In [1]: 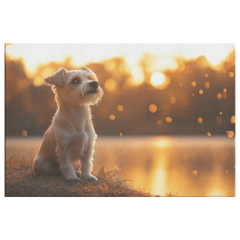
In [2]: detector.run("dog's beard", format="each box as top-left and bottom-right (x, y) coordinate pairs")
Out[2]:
(89, 87), (104, 105)
(72, 83), (103, 106)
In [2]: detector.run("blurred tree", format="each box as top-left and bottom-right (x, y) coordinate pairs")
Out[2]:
(5, 56), (32, 105)
(5, 50), (235, 136)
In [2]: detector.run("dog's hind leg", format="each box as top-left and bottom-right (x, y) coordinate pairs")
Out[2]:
(33, 157), (61, 176)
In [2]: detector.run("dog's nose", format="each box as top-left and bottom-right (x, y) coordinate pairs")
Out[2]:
(89, 81), (99, 88)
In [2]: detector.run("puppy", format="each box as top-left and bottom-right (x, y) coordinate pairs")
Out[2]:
(33, 66), (103, 181)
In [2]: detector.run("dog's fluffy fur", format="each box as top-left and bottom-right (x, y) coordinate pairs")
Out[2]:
(33, 67), (103, 181)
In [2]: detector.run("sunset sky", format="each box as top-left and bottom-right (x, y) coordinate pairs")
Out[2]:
(6, 43), (235, 74)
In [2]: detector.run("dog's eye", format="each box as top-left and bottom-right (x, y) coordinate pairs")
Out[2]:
(71, 79), (81, 84)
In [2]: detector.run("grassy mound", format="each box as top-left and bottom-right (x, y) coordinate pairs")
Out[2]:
(5, 157), (152, 197)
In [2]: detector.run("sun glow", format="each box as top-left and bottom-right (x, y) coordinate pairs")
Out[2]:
(130, 67), (145, 86)
(151, 72), (165, 86)
(6, 44), (235, 75)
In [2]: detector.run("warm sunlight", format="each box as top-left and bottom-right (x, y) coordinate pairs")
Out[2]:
(152, 139), (172, 148)
(150, 138), (174, 196)
(152, 167), (166, 196)
(5, 43), (235, 198)
(6, 43), (235, 75)
(130, 67), (144, 86)
(33, 76), (43, 87)
(208, 189), (224, 197)
(151, 72), (165, 86)
(150, 72), (169, 89)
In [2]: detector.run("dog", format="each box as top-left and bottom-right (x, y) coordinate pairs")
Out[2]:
(33, 66), (104, 181)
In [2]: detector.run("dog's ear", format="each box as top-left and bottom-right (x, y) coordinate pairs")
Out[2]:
(43, 68), (66, 87)
(81, 66), (93, 73)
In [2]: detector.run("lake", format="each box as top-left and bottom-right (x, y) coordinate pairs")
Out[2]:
(5, 135), (235, 197)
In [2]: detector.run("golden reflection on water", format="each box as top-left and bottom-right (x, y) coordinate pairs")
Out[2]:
(150, 139), (172, 196)
(94, 136), (235, 197)
(6, 136), (235, 197)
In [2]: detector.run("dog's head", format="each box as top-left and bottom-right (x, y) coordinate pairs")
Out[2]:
(44, 67), (104, 106)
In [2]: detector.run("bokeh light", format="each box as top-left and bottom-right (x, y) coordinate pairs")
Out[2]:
(109, 115), (116, 120)
(230, 116), (235, 124)
(227, 131), (234, 138)
(156, 120), (163, 125)
(191, 82), (197, 87)
(191, 82), (196, 87)
(149, 104), (157, 113)
(222, 92), (227, 99)
(105, 79), (117, 92)
(22, 130), (28, 137)
(192, 170), (198, 176)
(165, 117), (172, 123)
(33, 76), (43, 87)
(197, 117), (203, 123)
(204, 82), (210, 89)
(117, 105), (124, 112)
(229, 72), (234, 78)
(169, 97), (176, 104)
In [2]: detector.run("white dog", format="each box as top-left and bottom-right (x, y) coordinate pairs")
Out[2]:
(33, 67), (104, 181)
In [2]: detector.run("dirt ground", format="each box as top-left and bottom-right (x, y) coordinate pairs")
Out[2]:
(5, 157), (152, 197)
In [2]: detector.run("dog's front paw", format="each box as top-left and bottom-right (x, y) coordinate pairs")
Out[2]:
(82, 173), (98, 182)
(66, 176), (81, 181)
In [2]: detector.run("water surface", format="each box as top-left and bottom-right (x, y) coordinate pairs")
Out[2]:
(6, 135), (235, 197)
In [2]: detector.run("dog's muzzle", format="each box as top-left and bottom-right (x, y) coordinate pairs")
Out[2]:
(88, 81), (99, 94)
(89, 81), (99, 88)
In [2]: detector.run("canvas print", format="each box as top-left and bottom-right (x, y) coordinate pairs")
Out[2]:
(5, 43), (235, 197)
